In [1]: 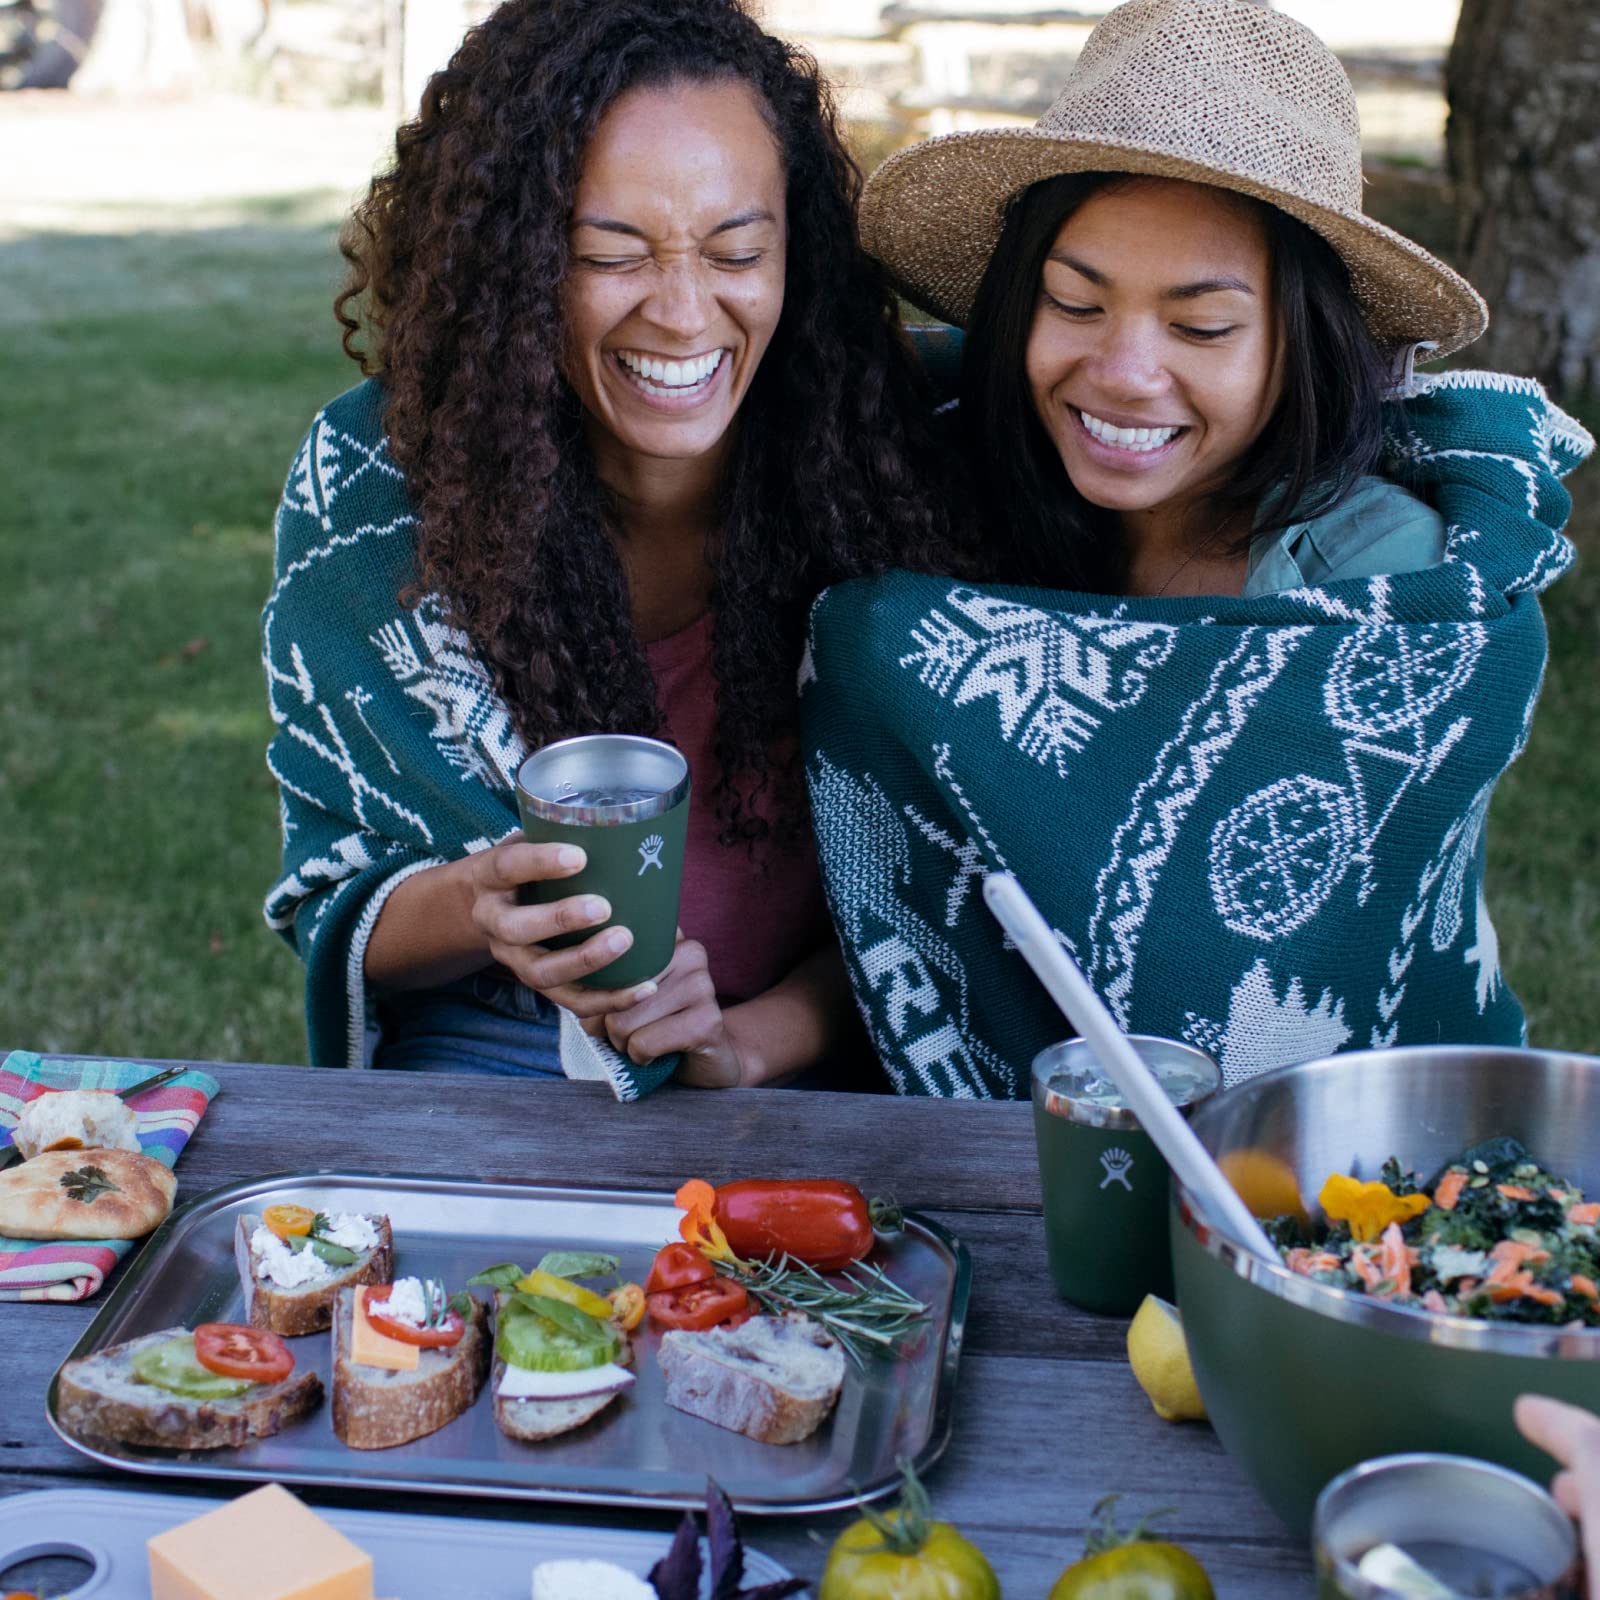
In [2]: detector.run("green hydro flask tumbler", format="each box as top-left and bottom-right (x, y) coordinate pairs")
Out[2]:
(515, 734), (691, 991)
(1031, 1035), (1221, 1315)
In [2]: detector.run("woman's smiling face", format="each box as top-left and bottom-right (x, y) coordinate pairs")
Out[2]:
(1025, 178), (1282, 537)
(562, 78), (787, 471)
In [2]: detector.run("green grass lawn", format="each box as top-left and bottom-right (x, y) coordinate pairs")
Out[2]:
(3, 182), (1596, 1066)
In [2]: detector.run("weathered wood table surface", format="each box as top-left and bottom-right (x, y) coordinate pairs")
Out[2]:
(4, 1062), (1315, 1594)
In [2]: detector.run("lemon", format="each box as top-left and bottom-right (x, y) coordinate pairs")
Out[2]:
(1218, 1147), (1307, 1225)
(1126, 1294), (1207, 1422)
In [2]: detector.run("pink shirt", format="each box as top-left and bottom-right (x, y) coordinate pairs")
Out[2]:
(646, 614), (830, 1005)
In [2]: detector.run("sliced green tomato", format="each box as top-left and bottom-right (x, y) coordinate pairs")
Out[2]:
(497, 1297), (619, 1374)
(131, 1335), (255, 1400)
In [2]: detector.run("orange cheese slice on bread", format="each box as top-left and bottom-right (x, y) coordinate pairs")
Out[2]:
(350, 1289), (419, 1372)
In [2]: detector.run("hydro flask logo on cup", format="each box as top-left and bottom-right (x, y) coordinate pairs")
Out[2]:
(1100, 1147), (1135, 1191)
(637, 834), (665, 875)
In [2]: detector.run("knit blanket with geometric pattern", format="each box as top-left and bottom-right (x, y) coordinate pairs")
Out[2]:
(798, 371), (1591, 1096)
(263, 378), (667, 1097)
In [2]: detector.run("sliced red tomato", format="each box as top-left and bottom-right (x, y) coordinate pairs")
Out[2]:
(193, 1323), (294, 1383)
(646, 1278), (750, 1331)
(360, 1285), (465, 1347)
(646, 1241), (716, 1293)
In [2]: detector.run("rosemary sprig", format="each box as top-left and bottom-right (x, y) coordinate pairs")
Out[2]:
(716, 1252), (929, 1366)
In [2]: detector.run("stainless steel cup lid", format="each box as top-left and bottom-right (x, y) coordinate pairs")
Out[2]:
(1314, 1452), (1581, 1600)
(1031, 1036), (1221, 1129)
(517, 734), (690, 826)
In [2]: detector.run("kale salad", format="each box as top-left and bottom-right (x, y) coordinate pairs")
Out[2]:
(1266, 1137), (1600, 1326)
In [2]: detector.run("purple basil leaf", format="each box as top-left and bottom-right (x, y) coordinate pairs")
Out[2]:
(737, 1582), (809, 1599)
(706, 1479), (743, 1600)
(648, 1510), (703, 1600)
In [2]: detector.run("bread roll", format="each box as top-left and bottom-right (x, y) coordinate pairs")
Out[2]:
(0, 1147), (176, 1239)
(14, 1088), (141, 1160)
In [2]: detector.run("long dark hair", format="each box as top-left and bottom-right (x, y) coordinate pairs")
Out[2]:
(960, 173), (1392, 592)
(335, 0), (963, 846)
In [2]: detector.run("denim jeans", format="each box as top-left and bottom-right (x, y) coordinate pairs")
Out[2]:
(373, 970), (563, 1077)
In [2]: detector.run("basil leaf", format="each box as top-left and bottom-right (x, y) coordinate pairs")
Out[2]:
(467, 1262), (526, 1289)
(536, 1251), (619, 1281)
(448, 1290), (475, 1321)
(507, 1291), (617, 1350)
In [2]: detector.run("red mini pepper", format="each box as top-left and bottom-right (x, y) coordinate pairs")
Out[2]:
(708, 1178), (875, 1271)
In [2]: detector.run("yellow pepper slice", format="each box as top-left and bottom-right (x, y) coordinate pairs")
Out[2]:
(514, 1269), (616, 1321)
(1318, 1173), (1430, 1243)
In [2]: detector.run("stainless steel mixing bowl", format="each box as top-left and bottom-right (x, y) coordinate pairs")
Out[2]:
(1170, 1045), (1600, 1535)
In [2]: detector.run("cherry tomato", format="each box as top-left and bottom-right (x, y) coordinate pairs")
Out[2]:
(608, 1282), (647, 1332)
(713, 1179), (875, 1271)
(193, 1323), (294, 1384)
(646, 1278), (750, 1331)
(360, 1285), (467, 1347)
(262, 1203), (316, 1241)
(647, 1241), (716, 1293)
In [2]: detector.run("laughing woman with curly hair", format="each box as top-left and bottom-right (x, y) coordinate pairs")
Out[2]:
(261, 0), (961, 1089)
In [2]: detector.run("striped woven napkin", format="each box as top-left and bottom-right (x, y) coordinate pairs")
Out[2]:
(0, 1051), (220, 1302)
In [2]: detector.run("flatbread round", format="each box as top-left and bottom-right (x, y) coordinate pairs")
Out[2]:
(0, 1147), (176, 1240)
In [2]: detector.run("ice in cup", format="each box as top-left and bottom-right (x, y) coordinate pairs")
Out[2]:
(1031, 1035), (1221, 1315)
(515, 734), (690, 991)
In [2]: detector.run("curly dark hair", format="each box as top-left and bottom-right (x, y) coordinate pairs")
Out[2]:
(335, 0), (965, 848)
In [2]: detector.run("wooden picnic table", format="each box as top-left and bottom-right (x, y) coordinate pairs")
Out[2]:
(3, 1062), (1315, 1593)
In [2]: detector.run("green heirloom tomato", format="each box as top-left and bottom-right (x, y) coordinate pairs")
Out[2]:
(819, 1463), (998, 1600)
(1049, 1498), (1214, 1600)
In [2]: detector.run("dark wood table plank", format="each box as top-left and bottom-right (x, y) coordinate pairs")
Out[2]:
(2, 1058), (1311, 1594)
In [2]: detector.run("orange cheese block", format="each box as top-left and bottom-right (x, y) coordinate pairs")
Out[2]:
(350, 1289), (420, 1372)
(148, 1483), (373, 1600)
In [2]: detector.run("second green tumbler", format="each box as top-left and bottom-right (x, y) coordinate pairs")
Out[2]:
(515, 734), (691, 991)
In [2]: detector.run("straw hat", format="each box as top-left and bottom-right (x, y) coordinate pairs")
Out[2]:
(860, 0), (1486, 357)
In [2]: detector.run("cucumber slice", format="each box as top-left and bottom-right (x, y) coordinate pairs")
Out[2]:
(497, 1300), (618, 1374)
(131, 1335), (254, 1400)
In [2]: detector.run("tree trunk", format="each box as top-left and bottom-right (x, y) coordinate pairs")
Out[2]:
(1446, 0), (1600, 397)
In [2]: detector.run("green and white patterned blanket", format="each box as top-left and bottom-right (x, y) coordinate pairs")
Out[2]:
(799, 371), (1592, 1096)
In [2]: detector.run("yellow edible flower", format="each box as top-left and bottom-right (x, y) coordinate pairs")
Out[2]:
(1318, 1173), (1431, 1243)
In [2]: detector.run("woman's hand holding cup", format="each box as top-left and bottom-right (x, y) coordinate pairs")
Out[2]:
(465, 838), (650, 1010)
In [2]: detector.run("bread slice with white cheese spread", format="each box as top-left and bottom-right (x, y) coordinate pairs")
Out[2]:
(492, 1346), (635, 1442)
(331, 1284), (490, 1449)
(234, 1212), (393, 1337)
(657, 1312), (844, 1444)
(55, 1327), (323, 1451)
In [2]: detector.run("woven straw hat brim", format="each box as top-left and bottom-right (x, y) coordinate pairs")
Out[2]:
(861, 126), (1487, 359)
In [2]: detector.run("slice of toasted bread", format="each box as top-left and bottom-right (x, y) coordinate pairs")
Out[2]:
(490, 1291), (634, 1443)
(331, 1286), (490, 1449)
(234, 1213), (394, 1337)
(55, 1327), (323, 1451)
(657, 1312), (844, 1444)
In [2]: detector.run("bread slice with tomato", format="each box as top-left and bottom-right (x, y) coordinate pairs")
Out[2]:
(331, 1280), (490, 1449)
(55, 1325), (322, 1450)
(235, 1207), (394, 1337)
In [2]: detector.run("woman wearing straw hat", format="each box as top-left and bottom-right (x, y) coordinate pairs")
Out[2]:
(798, 0), (1592, 1096)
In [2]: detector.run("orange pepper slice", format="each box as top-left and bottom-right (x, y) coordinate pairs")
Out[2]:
(263, 1203), (316, 1241)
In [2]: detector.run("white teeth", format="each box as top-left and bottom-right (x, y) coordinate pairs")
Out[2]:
(616, 349), (726, 391)
(1078, 409), (1180, 452)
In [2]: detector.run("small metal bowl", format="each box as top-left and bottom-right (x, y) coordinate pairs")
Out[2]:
(1314, 1453), (1581, 1599)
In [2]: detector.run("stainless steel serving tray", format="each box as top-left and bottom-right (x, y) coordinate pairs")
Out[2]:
(46, 1170), (971, 1514)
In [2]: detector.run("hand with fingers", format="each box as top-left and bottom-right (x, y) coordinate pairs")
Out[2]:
(1515, 1393), (1600, 1597)
(465, 838), (655, 1006)
(586, 932), (752, 1088)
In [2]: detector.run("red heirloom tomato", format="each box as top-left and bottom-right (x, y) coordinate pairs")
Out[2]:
(646, 1278), (750, 1331)
(361, 1285), (466, 1347)
(712, 1179), (874, 1271)
(647, 1241), (716, 1293)
(193, 1323), (295, 1384)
